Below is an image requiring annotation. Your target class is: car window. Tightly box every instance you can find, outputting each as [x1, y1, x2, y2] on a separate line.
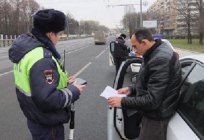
[180, 61, 193, 77]
[110, 42, 115, 53]
[179, 63, 204, 138]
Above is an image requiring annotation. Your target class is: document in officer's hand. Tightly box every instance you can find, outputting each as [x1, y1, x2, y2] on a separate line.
[100, 86, 126, 99]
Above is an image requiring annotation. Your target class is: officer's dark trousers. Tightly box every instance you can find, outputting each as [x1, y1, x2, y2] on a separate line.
[138, 116, 169, 140]
[27, 119, 64, 140]
[114, 57, 126, 74]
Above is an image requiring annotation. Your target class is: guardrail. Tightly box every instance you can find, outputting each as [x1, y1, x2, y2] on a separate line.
[0, 34, 94, 47]
[0, 39, 15, 47]
[0, 35, 16, 47]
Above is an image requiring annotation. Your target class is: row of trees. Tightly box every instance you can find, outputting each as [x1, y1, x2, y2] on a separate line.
[0, 0, 39, 35]
[0, 0, 109, 36]
[66, 14, 109, 35]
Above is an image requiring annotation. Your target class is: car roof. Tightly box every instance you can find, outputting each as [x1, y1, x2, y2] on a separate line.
[180, 55, 204, 63]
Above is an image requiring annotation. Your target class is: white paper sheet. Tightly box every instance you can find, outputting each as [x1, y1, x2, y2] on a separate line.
[100, 86, 126, 99]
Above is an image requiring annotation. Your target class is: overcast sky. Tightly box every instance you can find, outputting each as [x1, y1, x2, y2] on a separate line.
[35, 0, 156, 28]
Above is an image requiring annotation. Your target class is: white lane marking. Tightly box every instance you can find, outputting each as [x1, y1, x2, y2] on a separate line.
[59, 46, 90, 55]
[73, 62, 92, 78]
[0, 70, 13, 77]
[95, 49, 106, 59]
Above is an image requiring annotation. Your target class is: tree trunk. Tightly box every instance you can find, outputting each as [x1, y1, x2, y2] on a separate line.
[187, 21, 191, 44]
[187, 3, 192, 44]
[199, 32, 203, 45]
[199, 0, 204, 45]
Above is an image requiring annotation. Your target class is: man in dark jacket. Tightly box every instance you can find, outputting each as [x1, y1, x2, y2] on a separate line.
[112, 33, 129, 73]
[8, 9, 85, 140]
[108, 29, 181, 140]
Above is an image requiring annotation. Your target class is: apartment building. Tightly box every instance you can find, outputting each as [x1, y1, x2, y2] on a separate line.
[147, 0, 200, 37]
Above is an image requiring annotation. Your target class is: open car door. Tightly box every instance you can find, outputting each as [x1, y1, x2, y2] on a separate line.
[107, 58, 142, 140]
[109, 41, 115, 66]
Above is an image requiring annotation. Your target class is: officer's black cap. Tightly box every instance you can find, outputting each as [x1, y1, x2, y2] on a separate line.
[33, 9, 67, 33]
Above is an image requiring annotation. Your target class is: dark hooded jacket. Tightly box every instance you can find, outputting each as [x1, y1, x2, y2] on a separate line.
[8, 28, 80, 126]
[112, 37, 129, 59]
[121, 40, 182, 120]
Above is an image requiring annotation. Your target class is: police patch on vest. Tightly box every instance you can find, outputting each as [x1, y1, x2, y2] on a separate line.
[44, 70, 54, 84]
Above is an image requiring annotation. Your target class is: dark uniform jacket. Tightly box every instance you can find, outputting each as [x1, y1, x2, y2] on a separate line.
[8, 29, 80, 126]
[121, 39, 182, 120]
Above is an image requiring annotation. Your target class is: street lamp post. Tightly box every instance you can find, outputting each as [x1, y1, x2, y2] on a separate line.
[140, 0, 143, 28]
[107, 1, 147, 29]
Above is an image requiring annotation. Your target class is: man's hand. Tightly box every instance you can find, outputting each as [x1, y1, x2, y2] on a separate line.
[117, 87, 130, 95]
[107, 97, 122, 107]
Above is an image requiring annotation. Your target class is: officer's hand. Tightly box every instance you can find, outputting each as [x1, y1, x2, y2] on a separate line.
[67, 76, 75, 84]
[117, 87, 130, 95]
[73, 81, 86, 94]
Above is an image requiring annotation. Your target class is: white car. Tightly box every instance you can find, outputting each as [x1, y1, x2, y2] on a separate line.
[167, 55, 204, 140]
[108, 55, 204, 140]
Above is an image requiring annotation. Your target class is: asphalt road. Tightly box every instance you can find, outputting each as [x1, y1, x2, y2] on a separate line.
[0, 37, 202, 140]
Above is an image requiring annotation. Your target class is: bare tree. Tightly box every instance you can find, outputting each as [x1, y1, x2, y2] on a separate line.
[122, 12, 147, 37]
[146, 10, 162, 34]
[79, 20, 108, 35]
[0, 0, 4, 34]
[195, 0, 204, 45]
[66, 13, 79, 35]
[0, 0, 39, 35]
[20, 0, 39, 32]
[177, 0, 200, 44]
[0, 0, 12, 35]
[98, 25, 109, 33]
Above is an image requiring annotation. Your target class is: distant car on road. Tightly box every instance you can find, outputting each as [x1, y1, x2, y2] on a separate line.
[94, 31, 106, 45]
[108, 54, 204, 140]
[153, 33, 164, 39]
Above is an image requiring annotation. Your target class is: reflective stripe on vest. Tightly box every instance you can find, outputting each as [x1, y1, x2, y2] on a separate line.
[13, 47, 68, 96]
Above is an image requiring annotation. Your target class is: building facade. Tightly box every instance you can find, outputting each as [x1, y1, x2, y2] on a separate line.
[147, 0, 201, 37]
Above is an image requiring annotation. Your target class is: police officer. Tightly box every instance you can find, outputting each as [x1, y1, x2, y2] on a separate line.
[112, 33, 129, 73]
[9, 9, 85, 140]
